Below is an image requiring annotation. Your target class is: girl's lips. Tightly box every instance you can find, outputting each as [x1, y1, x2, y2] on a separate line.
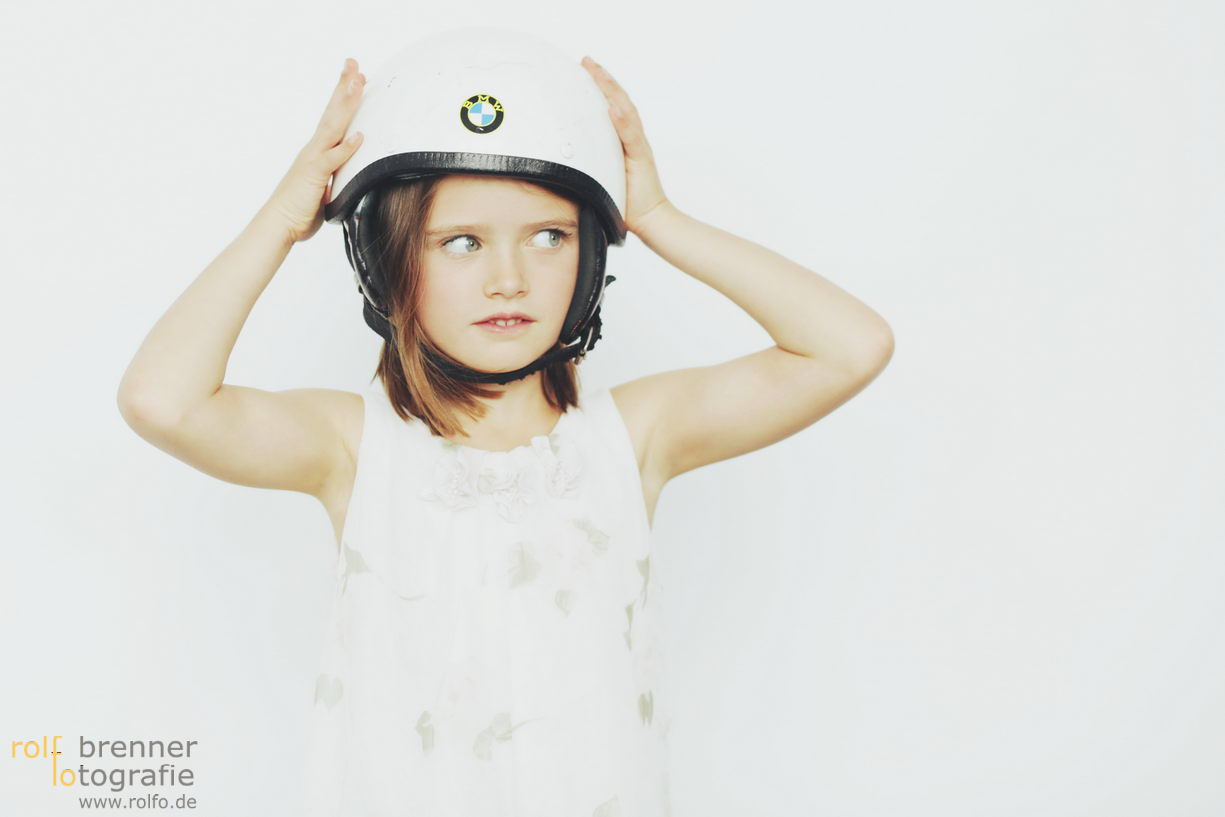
[475, 318, 534, 334]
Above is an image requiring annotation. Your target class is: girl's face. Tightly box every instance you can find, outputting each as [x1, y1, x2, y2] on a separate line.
[417, 174, 581, 374]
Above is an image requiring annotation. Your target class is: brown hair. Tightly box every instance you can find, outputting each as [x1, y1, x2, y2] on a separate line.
[369, 174, 582, 440]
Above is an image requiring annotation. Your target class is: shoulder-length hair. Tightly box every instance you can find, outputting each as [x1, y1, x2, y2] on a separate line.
[369, 174, 582, 440]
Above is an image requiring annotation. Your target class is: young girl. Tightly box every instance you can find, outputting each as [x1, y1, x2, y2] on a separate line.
[118, 42, 893, 817]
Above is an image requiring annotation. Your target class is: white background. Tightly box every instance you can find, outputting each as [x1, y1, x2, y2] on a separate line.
[2, 1, 1222, 815]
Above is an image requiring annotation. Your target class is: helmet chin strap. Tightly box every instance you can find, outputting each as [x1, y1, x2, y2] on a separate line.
[420, 310, 606, 386]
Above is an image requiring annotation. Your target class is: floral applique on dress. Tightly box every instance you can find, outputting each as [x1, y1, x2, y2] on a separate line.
[418, 429, 584, 522]
[472, 712, 543, 761]
[593, 795, 622, 817]
[314, 673, 343, 710]
[572, 516, 611, 554]
[417, 439, 480, 511]
[340, 540, 426, 601]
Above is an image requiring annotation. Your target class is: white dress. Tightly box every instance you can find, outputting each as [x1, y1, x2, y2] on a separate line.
[301, 379, 673, 816]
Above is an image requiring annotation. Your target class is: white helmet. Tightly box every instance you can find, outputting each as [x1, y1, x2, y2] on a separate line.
[323, 25, 626, 384]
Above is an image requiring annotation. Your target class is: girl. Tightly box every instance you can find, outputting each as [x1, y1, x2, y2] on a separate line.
[118, 43, 893, 817]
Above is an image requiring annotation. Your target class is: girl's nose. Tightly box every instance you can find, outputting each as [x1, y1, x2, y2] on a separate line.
[484, 254, 530, 296]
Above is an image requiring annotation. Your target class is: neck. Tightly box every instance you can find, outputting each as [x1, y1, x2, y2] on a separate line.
[452, 372, 559, 447]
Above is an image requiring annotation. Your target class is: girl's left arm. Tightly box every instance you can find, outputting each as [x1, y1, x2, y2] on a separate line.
[635, 200, 894, 371]
[582, 57, 894, 483]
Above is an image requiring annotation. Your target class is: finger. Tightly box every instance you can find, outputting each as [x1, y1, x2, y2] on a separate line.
[294, 128, 362, 192]
[582, 60, 652, 156]
[317, 66, 364, 133]
[582, 58, 638, 118]
[309, 60, 366, 149]
[324, 129, 364, 164]
[326, 59, 360, 110]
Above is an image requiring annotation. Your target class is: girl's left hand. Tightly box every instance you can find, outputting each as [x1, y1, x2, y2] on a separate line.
[581, 56, 671, 237]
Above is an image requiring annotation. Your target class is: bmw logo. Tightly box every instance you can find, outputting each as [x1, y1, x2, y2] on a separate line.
[460, 93, 505, 134]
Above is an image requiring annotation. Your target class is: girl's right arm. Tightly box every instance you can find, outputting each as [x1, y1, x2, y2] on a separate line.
[116, 59, 368, 500]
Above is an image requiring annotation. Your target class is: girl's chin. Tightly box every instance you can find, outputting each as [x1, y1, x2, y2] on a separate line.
[447, 347, 554, 375]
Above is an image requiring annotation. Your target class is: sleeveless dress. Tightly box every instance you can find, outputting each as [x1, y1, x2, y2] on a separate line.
[301, 379, 673, 817]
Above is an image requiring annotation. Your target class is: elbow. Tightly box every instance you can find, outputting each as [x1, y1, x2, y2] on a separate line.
[116, 382, 178, 434]
[117, 387, 156, 433]
[871, 330, 894, 376]
[849, 325, 894, 375]
[876, 326, 894, 366]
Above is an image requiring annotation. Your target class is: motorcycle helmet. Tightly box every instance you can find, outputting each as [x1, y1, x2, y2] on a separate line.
[323, 25, 626, 385]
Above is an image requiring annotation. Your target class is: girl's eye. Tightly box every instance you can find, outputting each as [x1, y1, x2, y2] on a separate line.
[531, 228, 572, 249]
[441, 235, 478, 254]
[440, 228, 572, 255]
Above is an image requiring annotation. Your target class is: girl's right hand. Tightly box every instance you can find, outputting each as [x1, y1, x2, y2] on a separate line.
[263, 58, 367, 245]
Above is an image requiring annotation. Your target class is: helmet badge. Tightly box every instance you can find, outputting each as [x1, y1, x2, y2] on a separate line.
[459, 93, 505, 134]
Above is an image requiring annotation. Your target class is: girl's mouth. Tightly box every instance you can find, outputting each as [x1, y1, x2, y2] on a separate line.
[476, 318, 533, 334]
